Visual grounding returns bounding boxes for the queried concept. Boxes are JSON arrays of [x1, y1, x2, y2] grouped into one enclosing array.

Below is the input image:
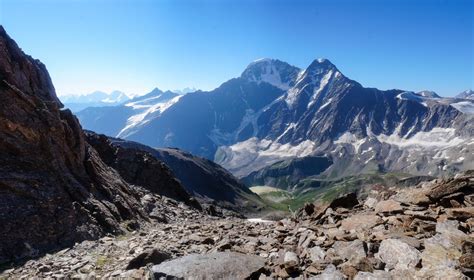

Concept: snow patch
[[307, 70, 333, 108], [245, 59, 293, 90], [117, 95, 182, 138], [376, 127, 464, 148], [334, 132, 366, 152], [451, 101, 474, 115], [318, 98, 333, 110], [216, 137, 316, 177]]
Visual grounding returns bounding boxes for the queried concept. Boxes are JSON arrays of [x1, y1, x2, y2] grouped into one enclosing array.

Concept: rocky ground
[[1, 172, 473, 279]]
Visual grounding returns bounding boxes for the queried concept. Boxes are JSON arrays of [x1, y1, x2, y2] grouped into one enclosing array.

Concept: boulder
[[150, 252, 265, 279], [332, 240, 366, 261], [421, 234, 462, 269], [126, 249, 171, 270], [376, 239, 420, 270]]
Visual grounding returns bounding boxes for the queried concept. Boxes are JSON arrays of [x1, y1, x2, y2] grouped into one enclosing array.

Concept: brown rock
[[427, 176, 473, 201], [374, 199, 403, 214], [446, 207, 474, 220], [340, 214, 382, 232]]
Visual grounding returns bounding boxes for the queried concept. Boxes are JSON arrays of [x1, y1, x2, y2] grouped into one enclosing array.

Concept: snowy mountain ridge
[[75, 58, 474, 178]]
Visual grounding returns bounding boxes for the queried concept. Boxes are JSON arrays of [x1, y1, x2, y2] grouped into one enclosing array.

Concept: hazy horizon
[[0, 0, 472, 97]]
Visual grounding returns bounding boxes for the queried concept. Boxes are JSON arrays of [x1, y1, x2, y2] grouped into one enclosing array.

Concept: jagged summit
[[240, 58, 345, 91]]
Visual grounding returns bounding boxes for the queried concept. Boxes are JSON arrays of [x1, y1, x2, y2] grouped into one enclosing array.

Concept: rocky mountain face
[[0, 26, 154, 263], [100, 134, 265, 213], [75, 58, 474, 179], [3, 171, 472, 279], [0, 26, 212, 267], [84, 132, 201, 210]]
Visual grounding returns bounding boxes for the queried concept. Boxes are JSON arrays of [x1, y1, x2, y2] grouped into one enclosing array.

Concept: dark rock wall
[[0, 26, 146, 263]]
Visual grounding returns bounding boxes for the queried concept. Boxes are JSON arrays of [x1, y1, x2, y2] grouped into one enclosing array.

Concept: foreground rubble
[[1, 172, 473, 279]]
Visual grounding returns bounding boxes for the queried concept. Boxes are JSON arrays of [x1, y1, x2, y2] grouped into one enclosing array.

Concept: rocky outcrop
[[0, 26, 149, 263], [85, 131, 201, 210]]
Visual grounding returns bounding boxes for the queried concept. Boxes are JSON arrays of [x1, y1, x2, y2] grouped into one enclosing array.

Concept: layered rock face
[[0, 26, 147, 262]]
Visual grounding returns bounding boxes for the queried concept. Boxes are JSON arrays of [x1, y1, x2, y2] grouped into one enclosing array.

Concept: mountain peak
[[241, 58, 301, 90], [307, 58, 338, 72], [416, 90, 440, 98], [456, 89, 474, 100]]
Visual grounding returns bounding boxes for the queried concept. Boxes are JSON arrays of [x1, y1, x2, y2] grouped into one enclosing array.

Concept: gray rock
[[284, 251, 299, 266], [308, 246, 326, 262], [311, 264, 346, 280], [421, 234, 462, 269], [376, 239, 420, 270], [150, 252, 265, 279], [333, 240, 366, 261], [436, 220, 467, 248], [354, 270, 391, 280]]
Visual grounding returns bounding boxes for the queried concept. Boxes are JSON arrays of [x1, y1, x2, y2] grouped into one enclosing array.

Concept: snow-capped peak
[[241, 58, 301, 90], [456, 89, 474, 100], [284, 58, 346, 108], [306, 58, 338, 73], [416, 90, 440, 98]]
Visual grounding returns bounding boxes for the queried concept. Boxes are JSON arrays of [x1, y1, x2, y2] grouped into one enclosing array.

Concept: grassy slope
[[250, 172, 414, 214]]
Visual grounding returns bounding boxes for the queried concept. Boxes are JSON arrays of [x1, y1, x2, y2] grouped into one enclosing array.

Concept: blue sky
[[0, 0, 472, 97]]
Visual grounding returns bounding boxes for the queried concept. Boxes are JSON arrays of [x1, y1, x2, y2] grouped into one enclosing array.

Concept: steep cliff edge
[[0, 26, 148, 263]]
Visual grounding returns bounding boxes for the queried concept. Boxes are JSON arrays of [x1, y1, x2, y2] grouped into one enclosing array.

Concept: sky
[[0, 0, 472, 97]]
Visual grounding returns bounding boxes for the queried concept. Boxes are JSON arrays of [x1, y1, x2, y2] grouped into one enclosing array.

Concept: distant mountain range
[[59, 90, 130, 112], [75, 58, 474, 180], [60, 87, 199, 113]]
